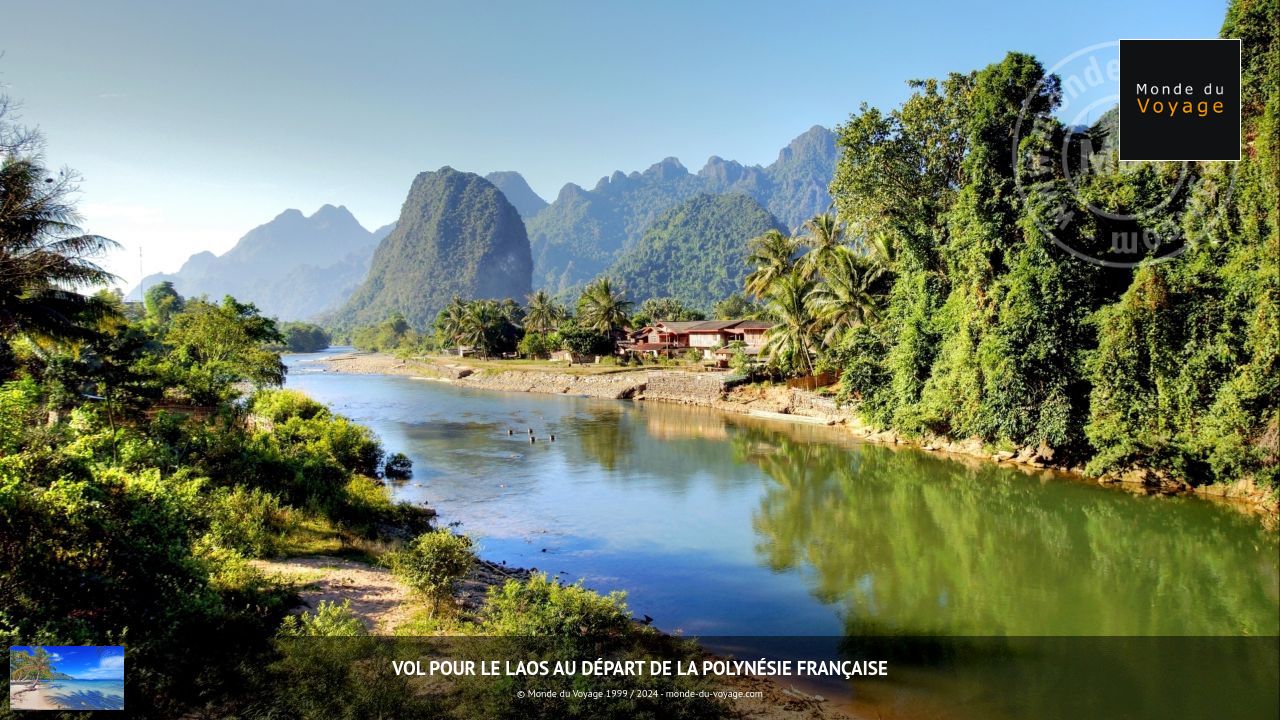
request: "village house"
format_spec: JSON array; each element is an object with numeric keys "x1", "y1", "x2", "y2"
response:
[{"x1": 621, "y1": 319, "x2": 772, "y2": 366}]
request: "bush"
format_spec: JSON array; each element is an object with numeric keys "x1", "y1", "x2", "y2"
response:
[
  {"x1": 388, "y1": 530, "x2": 475, "y2": 613},
  {"x1": 274, "y1": 414, "x2": 384, "y2": 477},
  {"x1": 205, "y1": 486, "x2": 293, "y2": 557},
  {"x1": 251, "y1": 389, "x2": 330, "y2": 423},
  {"x1": 384, "y1": 452, "x2": 413, "y2": 479},
  {"x1": 517, "y1": 331, "x2": 555, "y2": 359},
  {"x1": 480, "y1": 573, "x2": 631, "y2": 639},
  {"x1": 557, "y1": 325, "x2": 613, "y2": 356},
  {"x1": 278, "y1": 600, "x2": 367, "y2": 637}
]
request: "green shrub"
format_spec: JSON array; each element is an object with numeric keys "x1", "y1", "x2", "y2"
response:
[
  {"x1": 388, "y1": 530, "x2": 475, "y2": 613},
  {"x1": 278, "y1": 600, "x2": 367, "y2": 637},
  {"x1": 480, "y1": 573, "x2": 631, "y2": 639},
  {"x1": 251, "y1": 389, "x2": 330, "y2": 423},
  {"x1": 384, "y1": 452, "x2": 413, "y2": 479},
  {"x1": 205, "y1": 486, "x2": 293, "y2": 557}
]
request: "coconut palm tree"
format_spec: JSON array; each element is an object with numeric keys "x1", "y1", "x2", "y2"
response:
[
  {"x1": 434, "y1": 296, "x2": 468, "y2": 347},
  {"x1": 760, "y1": 274, "x2": 818, "y2": 376},
  {"x1": 744, "y1": 229, "x2": 799, "y2": 299},
  {"x1": 798, "y1": 213, "x2": 844, "y2": 280},
  {"x1": 0, "y1": 156, "x2": 119, "y2": 348},
  {"x1": 11, "y1": 646, "x2": 55, "y2": 689},
  {"x1": 576, "y1": 278, "x2": 631, "y2": 334},
  {"x1": 524, "y1": 290, "x2": 565, "y2": 334},
  {"x1": 808, "y1": 246, "x2": 885, "y2": 346},
  {"x1": 458, "y1": 300, "x2": 505, "y2": 358}
]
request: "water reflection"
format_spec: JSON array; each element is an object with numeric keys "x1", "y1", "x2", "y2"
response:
[{"x1": 740, "y1": 429, "x2": 1280, "y2": 637}]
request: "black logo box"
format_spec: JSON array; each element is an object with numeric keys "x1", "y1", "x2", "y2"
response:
[{"x1": 1119, "y1": 39, "x2": 1241, "y2": 162}]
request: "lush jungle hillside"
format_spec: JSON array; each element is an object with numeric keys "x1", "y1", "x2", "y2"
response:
[
  {"x1": 128, "y1": 206, "x2": 392, "y2": 320},
  {"x1": 812, "y1": 1, "x2": 1278, "y2": 492},
  {"x1": 607, "y1": 194, "x2": 786, "y2": 310},
  {"x1": 527, "y1": 126, "x2": 837, "y2": 295},
  {"x1": 332, "y1": 167, "x2": 533, "y2": 329}
]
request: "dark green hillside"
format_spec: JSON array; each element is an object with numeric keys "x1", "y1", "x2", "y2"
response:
[
  {"x1": 333, "y1": 167, "x2": 532, "y2": 329},
  {"x1": 607, "y1": 194, "x2": 785, "y2": 310},
  {"x1": 526, "y1": 158, "x2": 705, "y2": 296},
  {"x1": 527, "y1": 128, "x2": 837, "y2": 297}
]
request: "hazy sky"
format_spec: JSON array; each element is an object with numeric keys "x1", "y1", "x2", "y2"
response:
[{"x1": 1, "y1": 0, "x2": 1225, "y2": 290}]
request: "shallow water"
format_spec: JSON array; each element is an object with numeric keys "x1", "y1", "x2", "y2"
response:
[{"x1": 285, "y1": 350, "x2": 1279, "y2": 718}]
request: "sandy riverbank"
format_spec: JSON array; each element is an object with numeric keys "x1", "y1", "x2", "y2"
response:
[{"x1": 307, "y1": 351, "x2": 1277, "y2": 516}]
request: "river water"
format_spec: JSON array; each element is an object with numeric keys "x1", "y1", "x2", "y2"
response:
[{"x1": 285, "y1": 351, "x2": 1278, "y2": 718}]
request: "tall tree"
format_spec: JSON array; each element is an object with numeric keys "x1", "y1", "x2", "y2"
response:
[
  {"x1": 523, "y1": 290, "x2": 564, "y2": 334},
  {"x1": 798, "y1": 213, "x2": 845, "y2": 280},
  {"x1": 744, "y1": 229, "x2": 800, "y2": 299},
  {"x1": 808, "y1": 246, "x2": 885, "y2": 346},
  {"x1": 761, "y1": 274, "x2": 818, "y2": 376},
  {"x1": 0, "y1": 101, "x2": 118, "y2": 371},
  {"x1": 576, "y1": 278, "x2": 632, "y2": 334},
  {"x1": 143, "y1": 281, "x2": 184, "y2": 324}
]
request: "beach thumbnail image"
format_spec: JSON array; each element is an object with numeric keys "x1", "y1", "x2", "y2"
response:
[{"x1": 9, "y1": 646, "x2": 124, "y2": 711}]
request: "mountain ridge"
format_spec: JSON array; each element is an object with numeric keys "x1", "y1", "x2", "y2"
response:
[
  {"x1": 526, "y1": 125, "x2": 836, "y2": 295},
  {"x1": 128, "y1": 205, "x2": 389, "y2": 320}
]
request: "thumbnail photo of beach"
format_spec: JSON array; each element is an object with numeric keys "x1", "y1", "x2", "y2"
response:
[{"x1": 9, "y1": 646, "x2": 124, "y2": 711}]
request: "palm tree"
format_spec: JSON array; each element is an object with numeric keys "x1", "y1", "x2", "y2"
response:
[
  {"x1": 458, "y1": 300, "x2": 505, "y2": 358},
  {"x1": 0, "y1": 156, "x2": 119, "y2": 347},
  {"x1": 11, "y1": 646, "x2": 56, "y2": 689},
  {"x1": 808, "y1": 246, "x2": 885, "y2": 346},
  {"x1": 744, "y1": 229, "x2": 799, "y2": 299},
  {"x1": 760, "y1": 274, "x2": 818, "y2": 376},
  {"x1": 524, "y1": 290, "x2": 564, "y2": 334},
  {"x1": 434, "y1": 296, "x2": 468, "y2": 347},
  {"x1": 576, "y1": 278, "x2": 632, "y2": 334},
  {"x1": 798, "y1": 213, "x2": 844, "y2": 280}
]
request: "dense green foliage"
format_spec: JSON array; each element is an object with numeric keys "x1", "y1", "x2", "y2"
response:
[
  {"x1": 0, "y1": 297, "x2": 427, "y2": 715},
  {"x1": 334, "y1": 167, "x2": 533, "y2": 329},
  {"x1": 527, "y1": 127, "x2": 836, "y2": 296},
  {"x1": 387, "y1": 529, "x2": 476, "y2": 612},
  {"x1": 607, "y1": 194, "x2": 786, "y2": 310},
  {"x1": 809, "y1": 4, "x2": 1278, "y2": 492},
  {"x1": 279, "y1": 321, "x2": 331, "y2": 353}
]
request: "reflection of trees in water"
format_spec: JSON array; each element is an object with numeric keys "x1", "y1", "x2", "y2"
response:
[
  {"x1": 741, "y1": 430, "x2": 1279, "y2": 637},
  {"x1": 559, "y1": 404, "x2": 756, "y2": 494}
]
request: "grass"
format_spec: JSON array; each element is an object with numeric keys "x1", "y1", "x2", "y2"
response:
[{"x1": 275, "y1": 515, "x2": 394, "y2": 565}]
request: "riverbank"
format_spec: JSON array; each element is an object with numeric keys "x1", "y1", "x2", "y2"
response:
[
  {"x1": 308, "y1": 351, "x2": 1278, "y2": 517},
  {"x1": 256, "y1": 552, "x2": 855, "y2": 719}
]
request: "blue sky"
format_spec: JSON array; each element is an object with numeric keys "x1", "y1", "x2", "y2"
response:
[
  {"x1": 0, "y1": 0, "x2": 1226, "y2": 289},
  {"x1": 11, "y1": 646, "x2": 125, "y2": 680}
]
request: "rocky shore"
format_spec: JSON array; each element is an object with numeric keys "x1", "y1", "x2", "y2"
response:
[{"x1": 311, "y1": 351, "x2": 1277, "y2": 516}]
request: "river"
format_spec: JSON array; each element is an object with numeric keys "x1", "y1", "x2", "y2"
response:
[{"x1": 285, "y1": 350, "x2": 1279, "y2": 719}]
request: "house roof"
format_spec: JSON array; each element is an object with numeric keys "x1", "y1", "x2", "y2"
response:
[{"x1": 654, "y1": 319, "x2": 773, "y2": 333}]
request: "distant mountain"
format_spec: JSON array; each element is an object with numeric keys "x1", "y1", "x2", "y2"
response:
[
  {"x1": 607, "y1": 194, "x2": 786, "y2": 310},
  {"x1": 128, "y1": 205, "x2": 388, "y2": 320},
  {"x1": 485, "y1": 171, "x2": 548, "y2": 219},
  {"x1": 331, "y1": 167, "x2": 532, "y2": 329},
  {"x1": 526, "y1": 125, "x2": 836, "y2": 296}
]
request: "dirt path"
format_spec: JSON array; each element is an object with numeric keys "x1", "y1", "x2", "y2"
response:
[
  {"x1": 251, "y1": 555, "x2": 416, "y2": 633},
  {"x1": 252, "y1": 554, "x2": 852, "y2": 719}
]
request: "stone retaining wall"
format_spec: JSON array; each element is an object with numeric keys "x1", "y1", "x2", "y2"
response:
[
  {"x1": 454, "y1": 370, "x2": 646, "y2": 400},
  {"x1": 640, "y1": 371, "x2": 730, "y2": 406}
]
